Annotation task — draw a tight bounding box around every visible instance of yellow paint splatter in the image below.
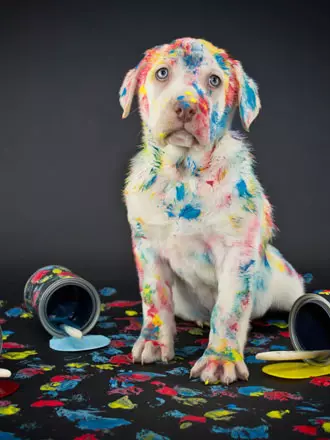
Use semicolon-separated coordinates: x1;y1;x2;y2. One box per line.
250;391;266;397
204;409;235;421
53;268;62;274
267;410;290;419
188;328;204;336
108;396;137;410
125;310;138;316
100;303;106;312
152;314;163;327
66;362;89;369
0;405;20;416
322;422;330;433
180;422;192;429
159;132;166;139
2;350;37;360
174;397;207;406
40;382;60;391
139;84;147;96
319;291;330;296
39;365;56;371
92;364;115;370
269;321;288;329
20;312;33;319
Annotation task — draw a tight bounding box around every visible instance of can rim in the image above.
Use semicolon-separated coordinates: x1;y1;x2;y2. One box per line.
289;293;330;366
37;277;101;337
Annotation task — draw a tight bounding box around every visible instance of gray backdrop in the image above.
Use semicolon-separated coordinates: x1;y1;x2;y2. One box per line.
1;0;329;301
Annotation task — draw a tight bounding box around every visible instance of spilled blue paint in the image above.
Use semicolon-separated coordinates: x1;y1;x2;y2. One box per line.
99;287;117;297
212;425;269;439
5;307;25;318
136;429;170;440
238;386;273;396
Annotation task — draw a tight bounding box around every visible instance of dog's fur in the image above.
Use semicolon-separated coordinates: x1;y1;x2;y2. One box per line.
120;38;304;384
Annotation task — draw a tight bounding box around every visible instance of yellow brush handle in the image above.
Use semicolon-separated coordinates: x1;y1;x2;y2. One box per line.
0;368;12;378
256;350;330;361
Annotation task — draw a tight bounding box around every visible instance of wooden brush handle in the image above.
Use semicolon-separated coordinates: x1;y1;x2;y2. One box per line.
256;350;330;361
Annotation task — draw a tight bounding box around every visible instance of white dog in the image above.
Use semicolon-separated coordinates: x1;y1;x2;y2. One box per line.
119;38;304;384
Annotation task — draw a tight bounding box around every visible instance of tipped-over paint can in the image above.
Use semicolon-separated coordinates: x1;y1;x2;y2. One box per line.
24;265;101;338
289;291;330;365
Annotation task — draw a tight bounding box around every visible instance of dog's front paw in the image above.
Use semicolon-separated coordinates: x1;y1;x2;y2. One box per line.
190;345;249;385
132;324;175;364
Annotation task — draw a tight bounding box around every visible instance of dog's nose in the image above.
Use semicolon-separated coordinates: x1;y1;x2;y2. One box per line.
174;101;197;122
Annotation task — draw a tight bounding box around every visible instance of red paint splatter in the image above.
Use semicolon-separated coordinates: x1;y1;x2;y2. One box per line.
310;376;330;387
264;391;302;401
120;373;151;382
3;342;25;349
156;386;177;396
0;318;6;325
151;381;166;386
31;269;49;283
293;425;317;436
180;415;206;423
106;300;141;308
109;354;132;365
107;386;143;396
110;340;127;348
280;331;290;338
195;338;209;345
206;180;214;187
31;400;64;408
16;368;44;378
252;320;270;327
50;375;80;382
115;317;141;332
74;435;98;440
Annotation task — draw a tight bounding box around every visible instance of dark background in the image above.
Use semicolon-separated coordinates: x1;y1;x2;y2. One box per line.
1;0;329;302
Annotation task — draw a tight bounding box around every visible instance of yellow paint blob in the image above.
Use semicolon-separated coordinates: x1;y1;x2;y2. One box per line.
40;382;60;391
139;84;147;96
262;362;330;379
108;396;137;410
53;269;62;274
2;350;37;360
180;422;192;429
40;365;56;371
174;397;207;406
267;410;290;419
322;422;330;433
100;304;106;312
0;405;20;416
125;310;138;316
204;409;235;421
92;364;115;370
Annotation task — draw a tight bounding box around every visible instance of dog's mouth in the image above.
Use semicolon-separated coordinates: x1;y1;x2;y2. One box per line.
165;129;198;148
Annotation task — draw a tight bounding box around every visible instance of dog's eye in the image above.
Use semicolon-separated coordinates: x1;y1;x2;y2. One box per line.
156;67;169;81
209;74;221;88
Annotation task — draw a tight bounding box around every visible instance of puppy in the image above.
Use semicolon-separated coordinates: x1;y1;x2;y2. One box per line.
119;38;304;384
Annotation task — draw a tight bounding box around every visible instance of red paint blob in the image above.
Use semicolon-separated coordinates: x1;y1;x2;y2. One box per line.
31;400;64;408
293;425;317;436
280;331;290;338
2;342;25;349
264;391;302;402
0;380;19;398
106;300;141;308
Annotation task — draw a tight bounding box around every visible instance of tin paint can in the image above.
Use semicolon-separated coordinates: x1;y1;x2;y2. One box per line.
289;291;330;365
24;265;101;338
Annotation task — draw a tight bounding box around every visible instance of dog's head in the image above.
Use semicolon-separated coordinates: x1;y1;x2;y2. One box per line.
119;37;260;149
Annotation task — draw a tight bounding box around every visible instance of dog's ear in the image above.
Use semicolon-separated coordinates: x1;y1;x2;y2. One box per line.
232;61;261;131
119;67;139;119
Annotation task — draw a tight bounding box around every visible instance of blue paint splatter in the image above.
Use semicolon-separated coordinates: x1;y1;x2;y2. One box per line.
136;430;170;440
245;355;266;364
78;418;130;431
236;179;251;199
99;287;117;297
0;433;22;440
120;87;127;97
269;345;287;351
175;387;202;397
166;367;190;376
179;204;201;220
5;307;25;318
163;410;186;418
176;183;185;201
212;425;269;439
296;406;320;413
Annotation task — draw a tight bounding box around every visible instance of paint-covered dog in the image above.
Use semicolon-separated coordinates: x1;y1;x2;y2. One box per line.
120;38;304;384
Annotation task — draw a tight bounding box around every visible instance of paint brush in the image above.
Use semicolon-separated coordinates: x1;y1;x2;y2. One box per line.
256;350;330;362
0;368;12;378
60;324;83;339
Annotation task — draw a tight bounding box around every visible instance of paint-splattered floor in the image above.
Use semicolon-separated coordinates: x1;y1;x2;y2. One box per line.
1;289;330;440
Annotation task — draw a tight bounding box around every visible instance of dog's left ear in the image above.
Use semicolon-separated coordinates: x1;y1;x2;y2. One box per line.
119;67;139;119
232;61;261;131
